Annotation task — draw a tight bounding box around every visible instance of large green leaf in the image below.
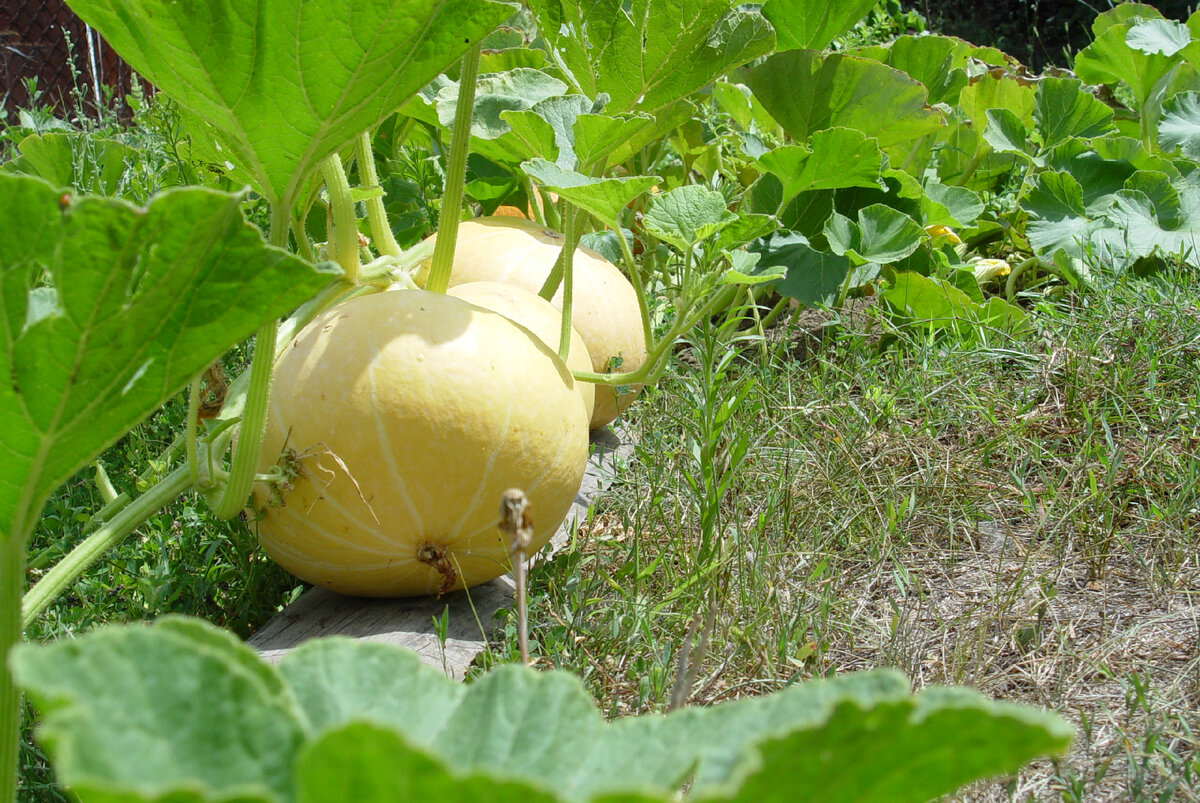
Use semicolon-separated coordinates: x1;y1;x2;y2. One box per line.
720;686;1063;802
746;51;944;150
66;0;513;208
0;175;336;545
749;231;852;307
1044;139;1139;213
848;35;977;106
755;128;883;203
1033;77;1116;149
1092;3;1164;36
1125;17;1193;57
1074;20;1187;111
882;272;1031;338
1104;171;1200;259
824;204;926;265
760;0;876;52
296;723;573;803
642;185;736;250
528;0;774;114
13;618;303;801
521;159;660;223
1021;171;1098;255
17;619;1072;802
1159;90;1200;158
958;73;1036;132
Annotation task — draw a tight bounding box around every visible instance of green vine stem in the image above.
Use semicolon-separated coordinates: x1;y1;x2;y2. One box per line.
210;319;277;521
523;176;545;225
356;131;401;258
539;187;561;230
758;295;792;330
92;460;118;505
187;374;202;489
87;435;184;526
22;465;194;628
572;285;733;388
1;535;23;803
210;203;290;521
612;216;655;353
426;44;482;295
556;208;578;362
320;153;361;285
1004;256;1043;301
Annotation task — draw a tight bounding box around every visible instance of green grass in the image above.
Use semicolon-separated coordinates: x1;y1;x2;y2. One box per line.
483;267;1200;800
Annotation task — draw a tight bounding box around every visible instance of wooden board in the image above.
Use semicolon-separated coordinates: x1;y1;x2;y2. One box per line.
248;425;632;678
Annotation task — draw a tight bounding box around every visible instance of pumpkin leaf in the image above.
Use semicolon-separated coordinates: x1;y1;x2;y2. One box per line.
760;0;877;52
748;231;852;307
0;175;336;547
17;618;1072;803
65;0;514;209
881;272;1032;338
12;617;304;801
521;159;660;223
527;0;774;114
755;128;884;203
824;205;926;265
847;34;978;106
1158;90;1200;159
1074;20;1186;113
296;723;573;803
642;185;736;250
1033;77;1116;149
746;51;944;150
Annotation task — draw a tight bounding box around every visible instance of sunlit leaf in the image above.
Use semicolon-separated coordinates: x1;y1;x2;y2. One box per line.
761;0;876;52
1033;77;1116;148
529;0;773;114
642;185;736;250
17;618;1072;803
0;176;336;545
848;35;978;105
66;0;514;208
824;205;926;265
882;272;1032;338
1159;90;1200;159
522;159;659;223
747;51;943;149
755;128;883;203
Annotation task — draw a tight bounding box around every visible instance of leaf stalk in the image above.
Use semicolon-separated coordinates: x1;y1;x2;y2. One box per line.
426;44;482;294
22;465;195;628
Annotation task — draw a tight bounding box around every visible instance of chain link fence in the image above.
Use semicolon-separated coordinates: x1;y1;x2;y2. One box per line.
2;0;139;123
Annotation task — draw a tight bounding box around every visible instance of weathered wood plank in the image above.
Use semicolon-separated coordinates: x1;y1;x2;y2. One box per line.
248;425;632;678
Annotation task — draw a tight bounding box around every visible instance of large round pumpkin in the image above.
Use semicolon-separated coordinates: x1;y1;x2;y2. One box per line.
447;281;595;422
416;217;647;428
252;289;589;597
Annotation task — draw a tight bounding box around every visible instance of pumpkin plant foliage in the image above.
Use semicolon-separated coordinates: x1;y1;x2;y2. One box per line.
13;618;1073;803
22;0;1199;797
62;0;516;213
0;174;336;546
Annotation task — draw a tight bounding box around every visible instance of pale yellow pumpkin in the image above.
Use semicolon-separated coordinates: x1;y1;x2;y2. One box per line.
252;289;589;597
447;281;595;422
416;217;647;428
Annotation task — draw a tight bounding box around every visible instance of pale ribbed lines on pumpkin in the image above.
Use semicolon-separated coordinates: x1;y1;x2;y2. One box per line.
367;358;426;532
445;398;512;539
272;498;401;560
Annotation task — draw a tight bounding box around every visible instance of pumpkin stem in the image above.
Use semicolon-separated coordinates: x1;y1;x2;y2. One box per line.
500;489;533;667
